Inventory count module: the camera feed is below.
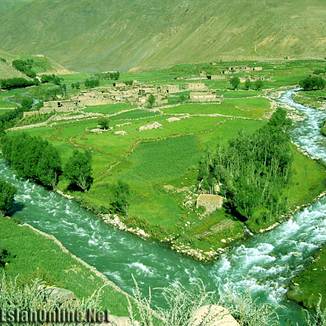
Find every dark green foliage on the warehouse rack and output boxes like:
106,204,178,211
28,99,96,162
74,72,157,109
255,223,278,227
20,97,33,110
107,71,120,80
313,68,325,75
0,108,24,133
0,77,35,90
300,75,325,91
321,120,326,137
71,82,80,90
230,77,240,90
147,94,155,107
110,181,130,216
198,109,293,223
12,59,36,78
2,134,62,189
64,150,93,192
60,83,67,97
40,74,63,85
124,80,133,86
244,79,251,90
84,78,100,88
0,179,17,216
0,249,11,268
254,79,263,90
98,117,110,130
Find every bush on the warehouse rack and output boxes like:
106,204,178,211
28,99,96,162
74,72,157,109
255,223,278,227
2,133,62,189
98,117,110,130
147,94,156,108
230,77,240,90
0,107,24,133
84,78,100,89
244,79,251,90
321,120,326,137
300,75,326,91
20,97,33,110
110,181,130,216
0,77,35,90
0,249,11,268
12,59,36,78
254,79,264,90
0,179,17,216
64,150,93,192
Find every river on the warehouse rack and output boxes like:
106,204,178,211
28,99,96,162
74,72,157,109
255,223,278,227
0,89,325,324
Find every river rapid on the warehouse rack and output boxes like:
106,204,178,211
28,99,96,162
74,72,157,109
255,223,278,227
0,89,325,324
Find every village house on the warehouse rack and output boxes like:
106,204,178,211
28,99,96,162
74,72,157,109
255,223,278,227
186,82,208,91
221,66,263,74
189,91,221,103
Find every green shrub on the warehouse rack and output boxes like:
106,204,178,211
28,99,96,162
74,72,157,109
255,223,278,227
0,249,11,268
64,150,93,192
0,77,35,90
300,75,326,91
12,59,36,78
110,181,130,216
0,179,17,216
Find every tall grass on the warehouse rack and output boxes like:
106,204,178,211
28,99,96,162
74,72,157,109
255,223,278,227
1,275,325,326
128,279,280,326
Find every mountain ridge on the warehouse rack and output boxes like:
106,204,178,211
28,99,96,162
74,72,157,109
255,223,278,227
0,0,325,72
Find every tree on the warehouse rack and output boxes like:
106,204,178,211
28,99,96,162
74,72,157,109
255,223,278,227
71,82,80,90
110,181,130,216
84,78,100,89
230,77,240,90
60,83,67,98
244,79,251,90
98,117,110,130
254,80,263,91
64,150,93,192
0,179,17,216
106,71,120,80
1,134,62,189
12,59,36,78
0,78,35,90
299,75,325,91
197,109,293,222
21,97,33,110
147,94,155,107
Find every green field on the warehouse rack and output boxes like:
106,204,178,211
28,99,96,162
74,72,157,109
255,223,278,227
163,97,271,119
84,103,135,114
0,218,130,315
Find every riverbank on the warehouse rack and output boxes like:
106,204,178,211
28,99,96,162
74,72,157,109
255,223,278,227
55,140,326,263
287,245,326,310
0,217,131,316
